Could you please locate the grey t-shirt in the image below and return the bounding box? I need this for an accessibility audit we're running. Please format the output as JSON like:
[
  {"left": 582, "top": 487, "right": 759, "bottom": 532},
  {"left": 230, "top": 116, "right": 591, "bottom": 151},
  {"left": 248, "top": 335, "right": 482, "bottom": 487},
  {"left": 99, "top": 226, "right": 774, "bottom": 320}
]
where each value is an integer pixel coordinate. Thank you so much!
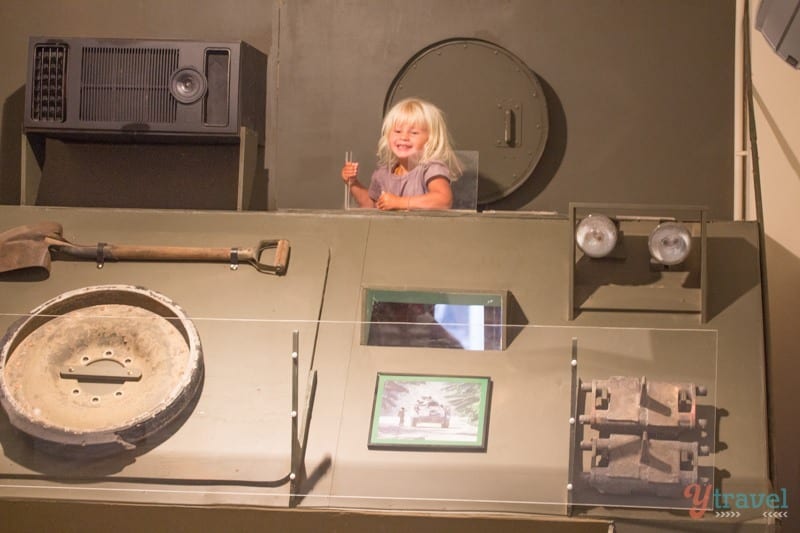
[{"left": 368, "top": 161, "right": 451, "bottom": 201}]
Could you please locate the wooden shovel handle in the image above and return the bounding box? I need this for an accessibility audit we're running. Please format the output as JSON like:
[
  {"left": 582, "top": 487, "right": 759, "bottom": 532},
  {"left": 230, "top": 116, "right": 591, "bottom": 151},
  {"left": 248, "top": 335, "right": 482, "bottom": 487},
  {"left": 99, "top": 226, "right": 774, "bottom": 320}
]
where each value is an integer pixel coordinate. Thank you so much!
[
  {"left": 50, "top": 242, "right": 234, "bottom": 262},
  {"left": 105, "top": 244, "right": 234, "bottom": 262},
  {"left": 47, "top": 238, "right": 291, "bottom": 275}
]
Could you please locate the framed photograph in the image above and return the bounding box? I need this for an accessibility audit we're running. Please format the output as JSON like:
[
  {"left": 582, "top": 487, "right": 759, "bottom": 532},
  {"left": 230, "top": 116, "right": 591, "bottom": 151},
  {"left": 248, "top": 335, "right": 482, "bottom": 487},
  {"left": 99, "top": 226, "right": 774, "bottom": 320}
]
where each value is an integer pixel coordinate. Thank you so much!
[{"left": 367, "top": 373, "right": 492, "bottom": 451}]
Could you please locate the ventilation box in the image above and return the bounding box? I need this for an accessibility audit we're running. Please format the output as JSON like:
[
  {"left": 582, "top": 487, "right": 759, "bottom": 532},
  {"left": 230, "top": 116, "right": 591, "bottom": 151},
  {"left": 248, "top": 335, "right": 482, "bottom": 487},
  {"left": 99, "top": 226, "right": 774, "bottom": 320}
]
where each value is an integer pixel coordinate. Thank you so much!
[{"left": 23, "top": 37, "right": 266, "bottom": 142}]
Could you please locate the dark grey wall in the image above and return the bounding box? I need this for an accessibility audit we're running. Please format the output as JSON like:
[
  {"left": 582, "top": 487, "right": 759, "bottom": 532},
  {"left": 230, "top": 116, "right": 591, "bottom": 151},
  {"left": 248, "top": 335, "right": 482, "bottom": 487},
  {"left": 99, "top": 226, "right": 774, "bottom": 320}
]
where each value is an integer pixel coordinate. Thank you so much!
[
  {"left": 0, "top": 1, "right": 735, "bottom": 217},
  {"left": 271, "top": 0, "right": 735, "bottom": 217},
  {"left": 0, "top": 0, "right": 274, "bottom": 206}
]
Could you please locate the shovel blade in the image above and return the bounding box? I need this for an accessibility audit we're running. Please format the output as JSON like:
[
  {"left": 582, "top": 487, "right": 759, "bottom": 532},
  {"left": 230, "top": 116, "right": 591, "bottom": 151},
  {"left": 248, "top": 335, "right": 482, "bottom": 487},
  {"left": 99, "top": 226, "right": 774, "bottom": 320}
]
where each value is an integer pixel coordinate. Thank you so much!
[
  {"left": 0, "top": 221, "right": 63, "bottom": 277},
  {"left": 0, "top": 241, "right": 52, "bottom": 279}
]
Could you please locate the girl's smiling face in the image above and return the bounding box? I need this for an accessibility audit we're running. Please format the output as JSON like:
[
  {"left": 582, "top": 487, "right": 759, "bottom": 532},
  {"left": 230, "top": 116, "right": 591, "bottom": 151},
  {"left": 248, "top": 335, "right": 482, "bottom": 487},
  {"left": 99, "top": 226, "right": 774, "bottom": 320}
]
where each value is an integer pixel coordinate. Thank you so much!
[{"left": 388, "top": 121, "right": 429, "bottom": 165}]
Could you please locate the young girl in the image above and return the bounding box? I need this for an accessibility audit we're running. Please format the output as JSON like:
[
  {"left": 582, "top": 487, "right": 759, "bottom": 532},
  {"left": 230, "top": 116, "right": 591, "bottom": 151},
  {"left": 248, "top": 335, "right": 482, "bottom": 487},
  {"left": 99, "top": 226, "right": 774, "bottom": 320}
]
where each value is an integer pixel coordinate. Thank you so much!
[{"left": 341, "top": 98, "right": 461, "bottom": 210}]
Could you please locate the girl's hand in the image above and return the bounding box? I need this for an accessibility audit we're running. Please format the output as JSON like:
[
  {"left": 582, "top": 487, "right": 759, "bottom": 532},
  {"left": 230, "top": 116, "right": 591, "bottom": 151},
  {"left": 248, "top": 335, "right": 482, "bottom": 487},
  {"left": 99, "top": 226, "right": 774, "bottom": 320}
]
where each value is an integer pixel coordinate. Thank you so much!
[
  {"left": 376, "top": 191, "right": 406, "bottom": 210},
  {"left": 341, "top": 162, "right": 359, "bottom": 184}
]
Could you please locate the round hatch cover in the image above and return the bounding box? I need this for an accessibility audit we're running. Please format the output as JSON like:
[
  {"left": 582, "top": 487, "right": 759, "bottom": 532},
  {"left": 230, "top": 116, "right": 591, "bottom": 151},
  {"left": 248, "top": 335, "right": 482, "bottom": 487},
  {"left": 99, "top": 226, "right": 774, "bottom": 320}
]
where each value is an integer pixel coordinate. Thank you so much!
[
  {"left": 0, "top": 285, "right": 203, "bottom": 451},
  {"left": 386, "top": 39, "right": 549, "bottom": 205}
]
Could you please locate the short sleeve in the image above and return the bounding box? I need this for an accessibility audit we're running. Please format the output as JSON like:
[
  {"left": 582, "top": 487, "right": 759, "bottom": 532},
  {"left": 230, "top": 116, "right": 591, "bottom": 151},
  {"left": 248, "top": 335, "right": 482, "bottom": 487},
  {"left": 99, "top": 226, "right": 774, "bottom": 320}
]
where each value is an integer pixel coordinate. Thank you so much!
[{"left": 423, "top": 161, "right": 451, "bottom": 185}]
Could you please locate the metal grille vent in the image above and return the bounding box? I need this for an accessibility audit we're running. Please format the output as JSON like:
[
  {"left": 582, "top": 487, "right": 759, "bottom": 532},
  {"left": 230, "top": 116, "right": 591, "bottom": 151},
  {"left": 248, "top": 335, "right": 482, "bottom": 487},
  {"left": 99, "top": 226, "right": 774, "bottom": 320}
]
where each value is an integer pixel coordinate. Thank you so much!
[
  {"left": 31, "top": 44, "right": 67, "bottom": 122},
  {"left": 79, "top": 47, "right": 179, "bottom": 123}
]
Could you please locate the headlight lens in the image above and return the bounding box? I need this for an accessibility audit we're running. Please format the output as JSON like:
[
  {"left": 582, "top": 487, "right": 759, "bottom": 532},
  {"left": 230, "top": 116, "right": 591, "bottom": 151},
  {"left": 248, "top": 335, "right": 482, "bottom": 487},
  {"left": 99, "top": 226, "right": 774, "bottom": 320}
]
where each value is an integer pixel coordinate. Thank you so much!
[
  {"left": 575, "top": 214, "right": 618, "bottom": 258},
  {"left": 648, "top": 222, "right": 692, "bottom": 265}
]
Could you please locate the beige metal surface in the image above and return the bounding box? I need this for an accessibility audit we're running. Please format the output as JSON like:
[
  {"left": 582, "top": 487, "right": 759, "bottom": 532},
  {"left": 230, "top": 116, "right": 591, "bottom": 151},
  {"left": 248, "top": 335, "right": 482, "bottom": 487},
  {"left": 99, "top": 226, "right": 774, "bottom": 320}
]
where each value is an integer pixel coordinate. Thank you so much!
[
  {"left": 0, "top": 206, "right": 333, "bottom": 506},
  {"left": 0, "top": 206, "right": 770, "bottom": 530}
]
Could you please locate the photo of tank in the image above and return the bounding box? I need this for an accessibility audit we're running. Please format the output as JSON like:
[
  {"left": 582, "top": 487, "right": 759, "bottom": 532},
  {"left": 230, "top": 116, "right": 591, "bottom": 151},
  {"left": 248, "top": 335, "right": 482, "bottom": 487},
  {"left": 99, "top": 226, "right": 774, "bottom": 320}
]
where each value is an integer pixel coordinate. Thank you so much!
[
  {"left": 411, "top": 397, "right": 451, "bottom": 428},
  {"left": 368, "top": 374, "right": 490, "bottom": 450}
]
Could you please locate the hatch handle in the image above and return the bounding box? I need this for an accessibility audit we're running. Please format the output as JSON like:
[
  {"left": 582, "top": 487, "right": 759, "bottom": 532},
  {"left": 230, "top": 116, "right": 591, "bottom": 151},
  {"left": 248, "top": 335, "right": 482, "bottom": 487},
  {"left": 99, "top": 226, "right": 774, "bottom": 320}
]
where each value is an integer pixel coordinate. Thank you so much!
[{"left": 504, "top": 108, "right": 516, "bottom": 146}]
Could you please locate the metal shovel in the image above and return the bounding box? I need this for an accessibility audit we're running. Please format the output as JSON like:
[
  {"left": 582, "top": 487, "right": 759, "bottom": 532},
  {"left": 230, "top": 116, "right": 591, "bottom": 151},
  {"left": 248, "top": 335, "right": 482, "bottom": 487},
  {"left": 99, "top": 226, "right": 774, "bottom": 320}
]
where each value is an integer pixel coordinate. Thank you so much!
[{"left": 0, "top": 221, "right": 290, "bottom": 277}]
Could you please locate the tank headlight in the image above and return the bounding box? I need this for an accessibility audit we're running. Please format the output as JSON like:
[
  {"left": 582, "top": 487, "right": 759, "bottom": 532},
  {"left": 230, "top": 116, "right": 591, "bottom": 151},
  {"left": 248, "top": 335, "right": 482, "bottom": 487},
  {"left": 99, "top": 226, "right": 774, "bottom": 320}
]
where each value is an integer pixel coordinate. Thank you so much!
[
  {"left": 648, "top": 222, "right": 692, "bottom": 265},
  {"left": 575, "top": 214, "right": 618, "bottom": 258}
]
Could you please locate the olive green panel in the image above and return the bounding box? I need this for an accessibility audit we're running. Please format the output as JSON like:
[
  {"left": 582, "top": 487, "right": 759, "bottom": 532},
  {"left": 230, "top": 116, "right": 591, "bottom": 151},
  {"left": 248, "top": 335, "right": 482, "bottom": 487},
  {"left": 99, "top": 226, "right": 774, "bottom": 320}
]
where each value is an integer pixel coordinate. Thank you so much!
[
  {"left": 294, "top": 212, "right": 766, "bottom": 525},
  {"left": 0, "top": 500, "right": 614, "bottom": 533},
  {"left": 0, "top": 207, "right": 770, "bottom": 531},
  {"left": 272, "top": 0, "right": 735, "bottom": 218},
  {"left": 0, "top": 206, "right": 336, "bottom": 506},
  {"left": 309, "top": 215, "right": 720, "bottom": 515}
]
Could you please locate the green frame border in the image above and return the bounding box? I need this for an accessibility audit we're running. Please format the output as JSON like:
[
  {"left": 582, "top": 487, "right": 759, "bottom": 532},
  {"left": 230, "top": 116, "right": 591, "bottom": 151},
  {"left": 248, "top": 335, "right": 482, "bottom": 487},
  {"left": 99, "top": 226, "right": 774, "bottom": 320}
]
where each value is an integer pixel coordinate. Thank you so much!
[{"left": 367, "top": 373, "right": 492, "bottom": 451}]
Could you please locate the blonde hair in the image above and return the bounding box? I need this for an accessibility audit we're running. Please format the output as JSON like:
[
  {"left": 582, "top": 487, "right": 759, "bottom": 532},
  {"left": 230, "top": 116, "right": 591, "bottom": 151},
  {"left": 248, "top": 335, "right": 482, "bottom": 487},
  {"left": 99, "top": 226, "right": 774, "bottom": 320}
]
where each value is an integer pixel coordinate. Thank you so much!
[{"left": 377, "top": 98, "right": 462, "bottom": 179}]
